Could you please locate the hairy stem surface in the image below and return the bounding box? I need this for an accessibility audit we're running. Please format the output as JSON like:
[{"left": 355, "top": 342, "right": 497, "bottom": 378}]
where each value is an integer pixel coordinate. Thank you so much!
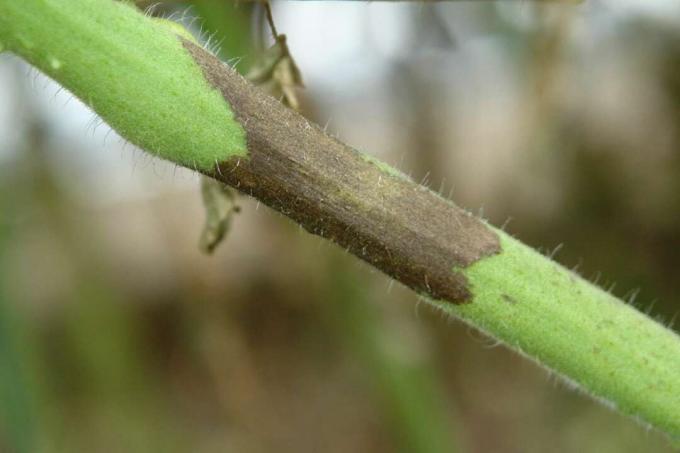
[{"left": 0, "top": 0, "right": 678, "bottom": 441}]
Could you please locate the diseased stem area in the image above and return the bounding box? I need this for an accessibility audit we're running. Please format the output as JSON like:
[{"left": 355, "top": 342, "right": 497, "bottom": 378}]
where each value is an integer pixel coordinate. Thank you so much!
[
  {"left": 0, "top": 0, "right": 679, "bottom": 443},
  {"left": 181, "top": 39, "right": 501, "bottom": 303}
]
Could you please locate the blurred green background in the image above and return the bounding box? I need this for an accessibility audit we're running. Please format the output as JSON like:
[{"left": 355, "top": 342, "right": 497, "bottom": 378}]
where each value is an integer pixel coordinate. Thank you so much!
[{"left": 1, "top": 1, "right": 679, "bottom": 452}]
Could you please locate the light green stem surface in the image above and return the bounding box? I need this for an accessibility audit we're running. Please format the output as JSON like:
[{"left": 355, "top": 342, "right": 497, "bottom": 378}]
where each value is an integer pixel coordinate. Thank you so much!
[
  {"left": 0, "top": 0, "right": 678, "bottom": 442},
  {"left": 448, "top": 231, "right": 680, "bottom": 440},
  {"left": 0, "top": 0, "right": 247, "bottom": 170}
]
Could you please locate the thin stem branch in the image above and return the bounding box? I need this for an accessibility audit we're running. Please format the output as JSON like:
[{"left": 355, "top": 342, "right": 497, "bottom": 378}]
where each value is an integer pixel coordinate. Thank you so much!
[{"left": 0, "top": 0, "right": 678, "bottom": 443}]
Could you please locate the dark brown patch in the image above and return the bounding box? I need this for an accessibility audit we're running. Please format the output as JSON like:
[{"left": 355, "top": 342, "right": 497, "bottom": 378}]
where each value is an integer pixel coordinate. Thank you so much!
[
  {"left": 502, "top": 294, "right": 517, "bottom": 305},
  {"left": 182, "top": 39, "right": 501, "bottom": 304}
]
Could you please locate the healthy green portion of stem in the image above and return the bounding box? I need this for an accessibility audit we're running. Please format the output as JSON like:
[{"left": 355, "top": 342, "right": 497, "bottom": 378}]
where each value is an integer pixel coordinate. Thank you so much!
[
  {"left": 0, "top": 0, "right": 247, "bottom": 170},
  {"left": 437, "top": 230, "right": 680, "bottom": 439},
  {"left": 360, "top": 152, "right": 411, "bottom": 181}
]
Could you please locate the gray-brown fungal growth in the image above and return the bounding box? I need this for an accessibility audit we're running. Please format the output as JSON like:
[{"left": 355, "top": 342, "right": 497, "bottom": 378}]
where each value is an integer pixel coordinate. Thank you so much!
[{"left": 182, "top": 39, "right": 501, "bottom": 303}]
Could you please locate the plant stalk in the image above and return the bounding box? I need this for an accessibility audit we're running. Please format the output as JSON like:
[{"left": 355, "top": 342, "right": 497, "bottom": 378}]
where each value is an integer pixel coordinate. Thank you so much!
[{"left": 0, "top": 0, "right": 678, "bottom": 442}]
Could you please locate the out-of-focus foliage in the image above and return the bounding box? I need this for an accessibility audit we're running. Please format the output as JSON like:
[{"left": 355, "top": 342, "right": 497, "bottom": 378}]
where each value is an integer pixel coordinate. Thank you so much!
[{"left": 1, "top": 1, "right": 679, "bottom": 452}]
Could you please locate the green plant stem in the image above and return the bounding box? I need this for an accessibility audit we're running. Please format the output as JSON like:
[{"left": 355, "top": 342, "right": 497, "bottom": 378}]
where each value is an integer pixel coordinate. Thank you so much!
[
  {"left": 0, "top": 0, "right": 248, "bottom": 171},
  {"left": 0, "top": 0, "right": 678, "bottom": 442}
]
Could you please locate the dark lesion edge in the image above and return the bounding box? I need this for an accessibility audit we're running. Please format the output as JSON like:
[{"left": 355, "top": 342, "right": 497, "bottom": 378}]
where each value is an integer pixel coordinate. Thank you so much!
[{"left": 181, "top": 38, "right": 501, "bottom": 304}]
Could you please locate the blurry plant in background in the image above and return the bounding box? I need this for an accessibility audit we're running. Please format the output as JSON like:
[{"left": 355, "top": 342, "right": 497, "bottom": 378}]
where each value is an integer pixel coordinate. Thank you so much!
[{"left": 1, "top": 1, "right": 679, "bottom": 452}]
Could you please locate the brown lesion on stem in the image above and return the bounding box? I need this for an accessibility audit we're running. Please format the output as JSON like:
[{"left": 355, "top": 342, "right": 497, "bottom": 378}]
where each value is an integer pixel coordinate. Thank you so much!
[{"left": 182, "top": 39, "right": 500, "bottom": 304}]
